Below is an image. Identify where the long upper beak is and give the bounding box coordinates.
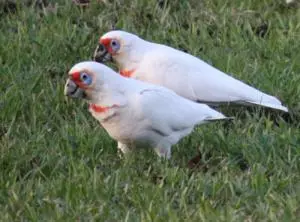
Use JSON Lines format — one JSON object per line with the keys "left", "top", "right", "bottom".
{"left": 64, "top": 78, "right": 86, "bottom": 99}
{"left": 92, "top": 43, "right": 113, "bottom": 63}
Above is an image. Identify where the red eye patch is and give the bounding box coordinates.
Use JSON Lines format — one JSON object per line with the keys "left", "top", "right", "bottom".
{"left": 70, "top": 71, "right": 87, "bottom": 89}
{"left": 71, "top": 71, "right": 81, "bottom": 82}
{"left": 99, "top": 38, "right": 114, "bottom": 54}
{"left": 100, "top": 38, "right": 111, "bottom": 46}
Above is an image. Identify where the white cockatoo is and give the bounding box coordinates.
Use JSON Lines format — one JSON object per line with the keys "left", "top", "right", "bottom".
{"left": 64, "top": 61, "right": 230, "bottom": 159}
{"left": 93, "top": 30, "right": 288, "bottom": 112}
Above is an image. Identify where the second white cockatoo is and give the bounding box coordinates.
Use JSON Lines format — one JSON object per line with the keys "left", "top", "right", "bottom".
{"left": 93, "top": 30, "right": 288, "bottom": 112}
{"left": 64, "top": 61, "right": 230, "bottom": 159}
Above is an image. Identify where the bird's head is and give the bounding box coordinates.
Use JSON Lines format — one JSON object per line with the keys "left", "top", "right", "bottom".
{"left": 93, "top": 30, "right": 143, "bottom": 67}
{"left": 64, "top": 61, "right": 117, "bottom": 101}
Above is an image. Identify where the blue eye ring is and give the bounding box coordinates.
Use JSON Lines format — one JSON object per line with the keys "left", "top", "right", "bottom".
{"left": 110, "top": 39, "right": 120, "bottom": 52}
{"left": 80, "top": 72, "right": 92, "bottom": 85}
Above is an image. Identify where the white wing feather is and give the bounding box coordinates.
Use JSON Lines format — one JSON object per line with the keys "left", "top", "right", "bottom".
{"left": 131, "top": 86, "right": 227, "bottom": 137}
{"left": 136, "top": 43, "right": 288, "bottom": 112}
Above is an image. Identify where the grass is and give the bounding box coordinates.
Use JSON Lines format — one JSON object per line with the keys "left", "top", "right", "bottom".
{"left": 1, "top": 0, "right": 300, "bottom": 221}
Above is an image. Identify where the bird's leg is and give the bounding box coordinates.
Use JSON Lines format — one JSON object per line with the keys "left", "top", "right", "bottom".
{"left": 117, "top": 142, "right": 131, "bottom": 158}
{"left": 187, "top": 145, "right": 210, "bottom": 171}
{"left": 154, "top": 143, "right": 171, "bottom": 159}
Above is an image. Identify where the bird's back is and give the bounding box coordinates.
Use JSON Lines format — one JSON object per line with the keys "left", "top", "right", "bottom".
{"left": 137, "top": 41, "right": 287, "bottom": 111}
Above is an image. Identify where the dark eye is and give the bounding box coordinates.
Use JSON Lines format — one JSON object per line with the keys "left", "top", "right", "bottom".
{"left": 80, "top": 72, "right": 92, "bottom": 85}
{"left": 81, "top": 73, "right": 88, "bottom": 80}
{"left": 110, "top": 39, "right": 120, "bottom": 51}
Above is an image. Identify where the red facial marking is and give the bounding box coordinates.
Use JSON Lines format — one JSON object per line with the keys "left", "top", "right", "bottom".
{"left": 70, "top": 71, "right": 88, "bottom": 89}
{"left": 120, "top": 69, "right": 135, "bottom": 78}
{"left": 71, "top": 71, "right": 81, "bottom": 82}
{"left": 100, "top": 38, "right": 111, "bottom": 46}
{"left": 100, "top": 38, "right": 113, "bottom": 54}
{"left": 89, "top": 104, "right": 120, "bottom": 113}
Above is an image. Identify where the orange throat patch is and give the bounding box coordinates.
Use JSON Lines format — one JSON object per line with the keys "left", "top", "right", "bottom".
{"left": 120, "top": 69, "right": 135, "bottom": 78}
{"left": 89, "top": 104, "right": 119, "bottom": 113}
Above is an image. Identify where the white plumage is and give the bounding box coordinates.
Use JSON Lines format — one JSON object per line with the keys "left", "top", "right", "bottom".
{"left": 95, "top": 30, "right": 288, "bottom": 112}
{"left": 64, "top": 61, "right": 230, "bottom": 158}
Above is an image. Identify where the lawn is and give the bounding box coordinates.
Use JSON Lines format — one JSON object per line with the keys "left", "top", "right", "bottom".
{"left": 1, "top": 0, "right": 300, "bottom": 221}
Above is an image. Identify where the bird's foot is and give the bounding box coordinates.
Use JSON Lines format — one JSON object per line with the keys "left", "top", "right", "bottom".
{"left": 187, "top": 152, "right": 209, "bottom": 172}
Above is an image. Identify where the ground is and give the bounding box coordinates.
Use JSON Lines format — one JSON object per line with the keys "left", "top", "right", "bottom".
{"left": 1, "top": 0, "right": 300, "bottom": 221}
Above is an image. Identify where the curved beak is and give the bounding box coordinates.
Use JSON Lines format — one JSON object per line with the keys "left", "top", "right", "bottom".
{"left": 64, "top": 78, "right": 86, "bottom": 99}
{"left": 93, "top": 43, "right": 113, "bottom": 63}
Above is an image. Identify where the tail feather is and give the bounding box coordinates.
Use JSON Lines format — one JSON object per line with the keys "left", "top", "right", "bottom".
{"left": 206, "top": 116, "right": 234, "bottom": 122}
{"left": 245, "top": 94, "right": 288, "bottom": 112}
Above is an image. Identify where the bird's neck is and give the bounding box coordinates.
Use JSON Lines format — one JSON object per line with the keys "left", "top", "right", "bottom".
{"left": 89, "top": 103, "right": 119, "bottom": 113}
{"left": 115, "top": 40, "right": 151, "bottom": 72}
{"left": 116, "top": 56, "right": 139, "bottom": 71}
{"left": 89, "top": 75, "right": 128, "bottom": 108}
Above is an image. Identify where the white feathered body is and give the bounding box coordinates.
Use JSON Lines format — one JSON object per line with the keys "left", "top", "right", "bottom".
{"left": 112, "top": 34, "right": 287, "bottom": 112}
{"left": 89, "top": 75, "right": 226, "bottom": 151}
{"left": 66, "top": 62, "right": 230, "bottom": 158}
